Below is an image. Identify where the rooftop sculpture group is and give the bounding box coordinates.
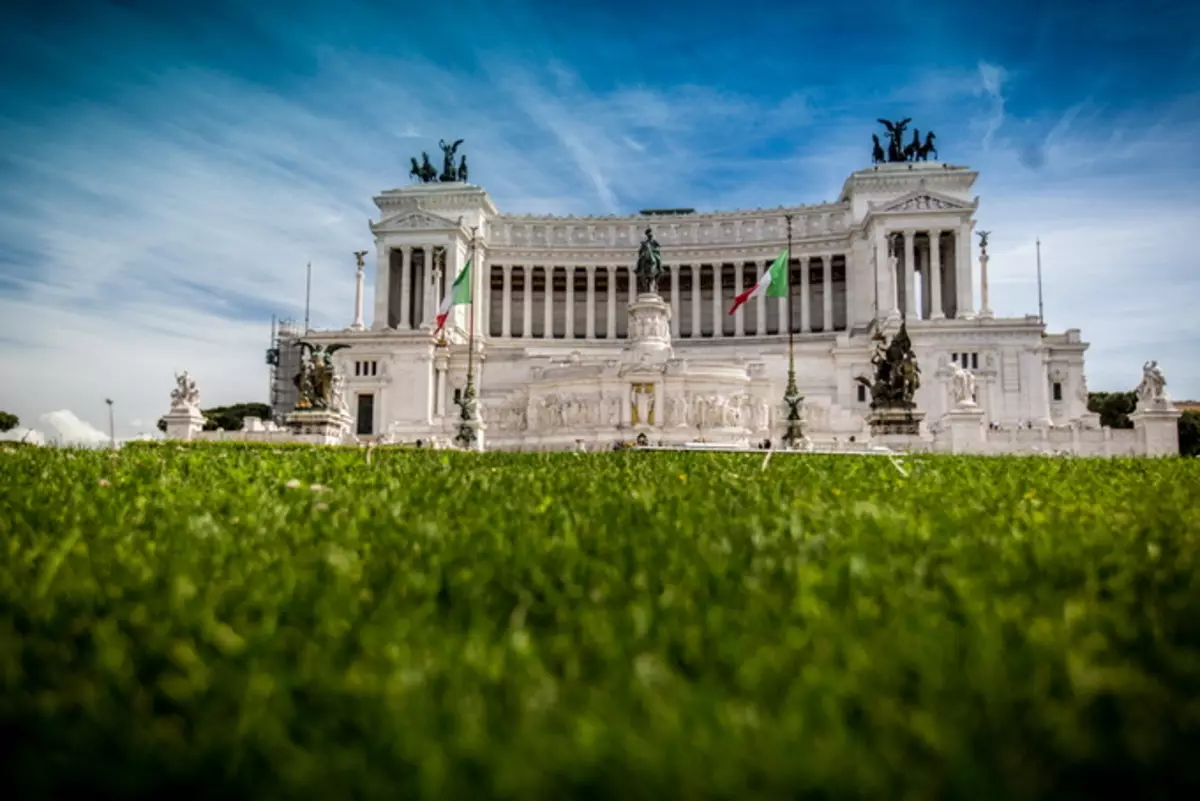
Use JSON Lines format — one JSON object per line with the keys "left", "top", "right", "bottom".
{"left": 872, "top": 118, "right": 938, "bottom": 164}
{"left": 409, "top": 138, "right": 468, "bottom": 183}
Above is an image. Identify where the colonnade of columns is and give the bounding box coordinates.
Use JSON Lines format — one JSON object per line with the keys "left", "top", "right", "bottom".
{"left": 484, "top": 257, "right": 848, "bottom": 340}
{"left": 877, "top": 226, "right": 974, "bottom": 321}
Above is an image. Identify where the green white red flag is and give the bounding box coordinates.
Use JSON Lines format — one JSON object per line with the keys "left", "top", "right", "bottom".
{"left": 433, "top": 259, "right": 472, "bottom": 334}
{"left": 728, "top": 248, "right": 789, "bottom": 316}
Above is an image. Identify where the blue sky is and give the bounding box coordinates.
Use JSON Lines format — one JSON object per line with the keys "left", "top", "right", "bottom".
{"left": 1, "top": 0, "right": 1197, "bottom": 441}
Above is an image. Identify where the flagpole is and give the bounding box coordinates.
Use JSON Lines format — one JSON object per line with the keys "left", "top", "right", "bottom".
{"left": 782, "top": 214, "right": 804, "bottom": 449}
{"left": 455, "top": 227, "right": 482, "bottom": 451}
{"left": 1036, "top": 237, "right": 1044, "bottom": 326}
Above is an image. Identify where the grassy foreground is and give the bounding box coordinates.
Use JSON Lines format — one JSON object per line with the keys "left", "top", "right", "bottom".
{"left": 2, "top": 444, "right": 1199, "bottom": 800}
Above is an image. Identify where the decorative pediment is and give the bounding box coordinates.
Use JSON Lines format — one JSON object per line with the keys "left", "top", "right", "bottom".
{"left": 372, "top": 209, "right": 462, "bottom": 232}
{"left": 876, "top": 190, "right": 973, "bottom": 214}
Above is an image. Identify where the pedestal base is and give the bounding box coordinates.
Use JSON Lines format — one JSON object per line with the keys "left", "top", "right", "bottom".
{"left": 162, "top": 406, "right": 205, "bottom": 441}
{"left": 285, "top": 409, "right": 353, "bottom": 444}
{"left": 624, "top": 293, "right": 673, "bottom": 365}
{"left": 1130, "top": 405, "right": 1181, "bottom": 457}
{"left": 868, "top": 407, "right": 924, "bottom": 437}
{"left": 942, "top": 403, "right": 986, "bottom": 454}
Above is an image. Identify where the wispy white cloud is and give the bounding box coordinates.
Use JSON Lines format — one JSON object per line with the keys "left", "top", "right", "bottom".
{"left": 1, "top": 42, "right": 1198, "bottom": 440}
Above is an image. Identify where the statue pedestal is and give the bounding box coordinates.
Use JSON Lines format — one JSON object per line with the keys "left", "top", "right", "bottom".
{"left": 868, "top": 407, "right": 923, "bottom": 437}
{"left": 1130, "top": 404, "right": 1181, "bottom": 457}
{"left": 285, "top": 408, "right": 353, "bottom": 444}
{"left": 942, "top": 403, "right": 986, "bottom": 454}
{"left": 623, "top": 293, "right": 673, "bottom": 365}
{"left": 163, "top": 406, "right": 205, "bottom": 441}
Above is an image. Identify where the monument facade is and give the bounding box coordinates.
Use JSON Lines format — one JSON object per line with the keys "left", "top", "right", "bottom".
{"left": 269, "top": 128, "right": 1176, "bottom": 453}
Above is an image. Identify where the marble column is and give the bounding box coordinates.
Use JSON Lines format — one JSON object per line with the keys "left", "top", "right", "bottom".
{"left": 606, "top": 266, "right": 617, "bottom": 340}
{"left": 929, "top": 231, "right": 945, "bottom": 319}
{"left": 733, "top": 262, "right": 744, "bottom": 336}
{"left": 542, "top": 267, "right": 553, "bottom": 339}
{"left": 711, "top": 264, "right": 723, "bottom": 338}
{"left": 399, "top": 246, "right": 412, "bottom": 329}
{"left": 670, "top": 265, "right": 680, "bottom": 337}
{"left": 918, "top": 241, "right": 931, "bottom": 320}
{"left": 373, "top": 244, "right": 390, "bottom": 330}
{"left": 501, "top": 265, "right": 512, "bottom": 337}
{"left": 565, "top": 266, "right": 575, "bottom": 339}
{"left": 755, "top": 261, "right": 767, "bottom": 336}
{"left": 585, "top": 266, "right": 596, "bottom": 339}
{"left": 903, "top": 230, "right": 917, "bottom": 319}
{"left": 957, "top": 223, "right": 974, "bottom": 318}
{"left": 690, "top": 264, "right": 701, "bottom": 339}
{"left": 823, "top": 254, "right": 834, "bottom": 332}
{"left": 800, "top": 256, "right": 811, "bottom": 333}
{"left": 522, "top": 265, "right": 533, "bottom": 339}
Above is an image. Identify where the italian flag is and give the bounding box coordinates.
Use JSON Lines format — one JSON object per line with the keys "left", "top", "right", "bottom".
{"left": 728, "top": 248, "right": 789, "bottom": 316}
{"left": 433, "top": 259, "right": 472, "bottom": 334}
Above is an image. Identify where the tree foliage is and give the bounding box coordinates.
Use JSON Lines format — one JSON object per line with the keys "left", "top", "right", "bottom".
{"left": 1179, "top": 409, "right": 1200, "bottom": 457}
{"left": 0, "top": 410, "right": 18, "bottom": 432}
{"left": 1087, "top": 391, "right": 1136, "bottom": 429}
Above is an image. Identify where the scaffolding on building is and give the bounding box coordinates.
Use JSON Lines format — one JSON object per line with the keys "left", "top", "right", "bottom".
{"left": 266, "top": 317, "right": 303, "bottom": 423}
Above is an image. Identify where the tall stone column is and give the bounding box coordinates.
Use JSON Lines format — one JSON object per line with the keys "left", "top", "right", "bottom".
{"left": 755, "top": 261, "right": 767, "bottom": 336}
{"left": 565, "top": 266, "right": 575, "bottom": 339}
{"left": 522, "top": 265, "right": 533, "bottom": 339}
{"left": 436, "top": 360, "right": 448, "bottom": 417}
{"left": 903, "top": 230, "right": 916, "bottom": 319}
{"left": 978, "top": 242, "right": 994, "bottom": 319}
{"left": 888, "top": 235, "right": 901, "bottom": 320}
{"left": 670, "top": 264, "right": 680, "bottom": 337}
{"left": 800, "top": 256, "right": 811, "bottom": 333}
{"left": 373, "top": 243, "right": 389, "bottom": 330}
{"left": 873, "top": 230, "right": 888, "bottom": 321}
{"left": 732, "top": 262, "right": 744, "bottom": 336}
{"left": 918, "top": 240, "right": 931, "bottom": 320}
{"left": 399, "top": 246, "right": 412, "bottom": 329}
{"left": 501, "top": 265, "right": 512, "bottom": 337}
{"left": 351, "top": 256, "right": 365, "bottom": 330}
{"left": 606, "top": 266, "right": 617, "bottom": 340}
{"left": 957, "top": 223, "right": 975, "bottom": 318}
{"left": 929, "top": 231, "right": 945, "bottom": 319}
{"left": 691, "top": 264, "right": 701, "bottom": 338}
{"left": 823, "top": 254, "right": 834, "bottom": 332}
{"left": 585, "top": 266, "right": 596, "bottom": 339}
{"left": 542, "top": 266, "right": 553, "bottom": 339}
{"left": 711, "top": 264, "right": 723, "bottom": 338}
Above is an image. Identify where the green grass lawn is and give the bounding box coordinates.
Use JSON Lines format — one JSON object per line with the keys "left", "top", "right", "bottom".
{"left": 2, "top": 443, "right": 1199, "bottom": 800}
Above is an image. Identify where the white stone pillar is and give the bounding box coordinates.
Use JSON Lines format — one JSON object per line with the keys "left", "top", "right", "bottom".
{"left": 670, "top": 265, "right": 680, "bottom": 337}
{"left": 711, "top": 263, "right": 723, "bottom": 338}
{"left": 586, "top": 266, "right": 596, "bottom": 339}
{"left": 755, "top": 261, "right": 767, "bottom": 336}
{"left": 823, "top": 254, "right": 833, "bottom": 332}
{"left": 957, "top": 223, "right": 974, "bottom": 318}
{"left": 372, "top": 244, "right": 389, "bottom": 330}
{"left": 565, "top": 266, "right": 575, "bottom": 339}
{"left": 399, "top": 246, "right": 412, "bottom": 329}
{"left": 542, "top": 267, "right": 553, "bottom": 339}
{"left": 733, "top": 262, "right": 744, "bottom": 336}
{"left": 691, "top": 265, "right": 701, "bottom": 338}
{"left": 501, "top": 265, "right": 512, "bottom": 337}
{"left": 522, "top": 265, "right": 533, "bottom": 339}
{"left": 606, "top": 266, "right": 617, "bottom": 340}
{"left": 888, "top": 236, "right": 901, "bottom": 319}
{"left": 929, "top": 231, "right": 945, "bottom": 319}
{"left": 873, "top": 231, "right": 888, "bottom": 321}
{"left": 903, "top": 230, "right": 916, "bottom": 319}
{"left": 351, "top": 258, "right": 365, "bottom": 330}
{"left": 978, "top": 248, "right": 993, "bottom": 319}
{"left": 918, "top": 241, "right": 931, "bottom": 320}
{"left": 800, "top": 256, "right": 811, "bottom": 333}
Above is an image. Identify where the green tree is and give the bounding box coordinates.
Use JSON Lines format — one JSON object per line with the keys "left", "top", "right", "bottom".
{"left": 156, "top": 403, "right": 273, "bottom": 434}
{"left": 0, "top": 411, "right": 18, "bottom": 432}
{"left": 1179, "top": 409, "right": 1200, "bottom": 457}
{"left": 1087, "top": 391, "right": 1137, "bottom": 429}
